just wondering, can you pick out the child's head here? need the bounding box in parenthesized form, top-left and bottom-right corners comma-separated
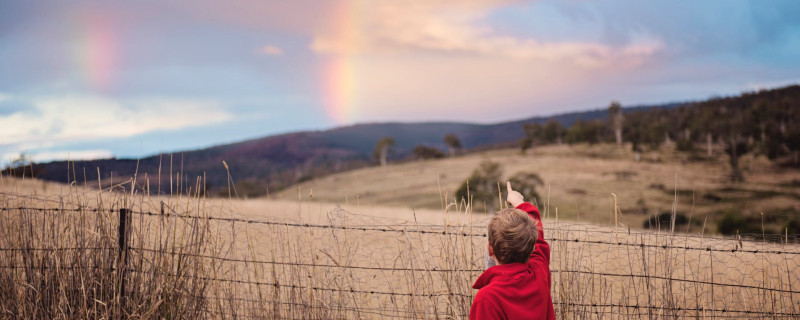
(487, 208, 538, 265)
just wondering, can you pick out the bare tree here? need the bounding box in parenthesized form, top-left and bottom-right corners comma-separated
(608, 101, 623, 146)
(373, 137, 395, 167)
(443, 133, 462, 157)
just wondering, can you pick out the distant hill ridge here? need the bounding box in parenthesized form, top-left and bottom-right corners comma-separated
(25, 102, 681, 196)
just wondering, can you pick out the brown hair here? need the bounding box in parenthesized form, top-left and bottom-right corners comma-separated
(488, 208, 538, 264)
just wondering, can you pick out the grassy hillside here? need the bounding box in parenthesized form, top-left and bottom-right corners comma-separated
(276, 143, 800, 234)
(12, 84, 799, 206)
(16, 104, 673, 197)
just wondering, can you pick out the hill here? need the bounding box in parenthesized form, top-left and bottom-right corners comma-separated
(17, 103, 677, 196)
(276, 143, 800, 234)
(14, 83, 800, 199)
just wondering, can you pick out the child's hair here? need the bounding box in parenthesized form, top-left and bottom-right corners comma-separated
(488, 208, 539, 264)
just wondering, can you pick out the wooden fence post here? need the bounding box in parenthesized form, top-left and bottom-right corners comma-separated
(118, 208, 130, 310)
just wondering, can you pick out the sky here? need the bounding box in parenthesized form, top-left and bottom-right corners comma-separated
(1, 0, 800, 165)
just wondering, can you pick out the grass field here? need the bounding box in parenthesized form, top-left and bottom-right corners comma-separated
(277, 143, 800, 235)
(2, 167, 799, 319)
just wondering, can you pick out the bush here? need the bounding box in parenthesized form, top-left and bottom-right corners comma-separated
(454, 162, 545, 212)
(455, 160, 503, 211)
(644, 212, 694, 230)
(676, 138, 695, 152)
(508, 172, 544, 205)
(717, 211, 761, 235)
(702, 192, 723, 202)
(413, 145, 445, 160)
(786, 219, 800, 235)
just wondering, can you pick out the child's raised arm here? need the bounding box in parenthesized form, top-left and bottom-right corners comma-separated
(507, 182, 550, 264)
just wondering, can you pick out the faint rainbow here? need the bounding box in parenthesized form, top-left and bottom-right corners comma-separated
(71, 10, 118, 92)
(322, 0, 362, 124)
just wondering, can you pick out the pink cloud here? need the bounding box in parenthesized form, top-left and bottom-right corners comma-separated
(310, 0, 663, 68)
(261, 45, 284, 55)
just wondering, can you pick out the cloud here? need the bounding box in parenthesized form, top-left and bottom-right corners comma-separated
(260, 45, 284, 55)
(0, 93, 10, 103)
(310, 0, 663, 67)
(3, 0, 798, 129)
(0, 95, 233, 150)
(1, 149, 114, 164)
(305, 1, 666, 122)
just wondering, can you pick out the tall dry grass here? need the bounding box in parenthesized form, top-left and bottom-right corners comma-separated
(1, 168, 799, 319)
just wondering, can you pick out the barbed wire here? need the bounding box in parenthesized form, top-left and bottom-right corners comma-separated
(550, 270, 800, 294)
(548, 237, 800, 255)
(125, 268, 474, 298)
(554, 302, 799, 317)
(0, 206, 106, 213)
(6, 198, 799, 240)
(0, 265, 114, 270)
(129, 247, 485, 272)
(1, 232, 798, 258)
(0, 246, 114, 252)
(5, 258, 795, 297)
(6, 206, 800, 251)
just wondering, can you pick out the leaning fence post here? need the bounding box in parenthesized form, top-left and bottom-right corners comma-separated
(118, 208, 130, 310)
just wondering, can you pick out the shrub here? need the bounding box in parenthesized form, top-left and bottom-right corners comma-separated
(413, 145, 445, 160)
(508, 172, 544, 205)
(644, 212, 692, 230)
(455, 160, 502, 211)
(717, 211, 761, 235)
(454, 162, 545, 212)
(786, 219, 800, 235)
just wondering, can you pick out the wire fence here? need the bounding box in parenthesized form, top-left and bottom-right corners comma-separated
(2, 191, 800, 319)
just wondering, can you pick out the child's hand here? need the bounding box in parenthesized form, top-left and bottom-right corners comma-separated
(506, 181, 524, 208)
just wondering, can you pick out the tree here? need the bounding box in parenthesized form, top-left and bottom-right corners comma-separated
(786, 127, 800, 165)
(755, 96, 800, 165)
(521, 123, 543, 153)
(443, 133, 462, 157)
(725, 136, 749, 182)
(623, 112, 650, 162)
(542, 120, 564, 144)
(608, 101, 623, 146)
(519, 136, 533, 154)
(413, 145, 445, 160)
(690, 103, 721, 157)
(1, 153, 39, 178)
(640, 111, 669, 150)
(373, 137, 395, 167)
(454, 160, 503, 211)
(9, 153, 28, 170)
(565, 119, 585, 145)
(718, 104, 755, 182)
(673, 107, 697, 153)
(507, 172, 544, 204)
(565, 119, 607, 145)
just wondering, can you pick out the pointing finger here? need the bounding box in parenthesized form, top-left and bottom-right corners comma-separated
(506, 181, 513, 192)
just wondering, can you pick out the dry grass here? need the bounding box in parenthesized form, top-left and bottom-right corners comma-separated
(1, 160, 799, 319)
(278, 143, 800, 232)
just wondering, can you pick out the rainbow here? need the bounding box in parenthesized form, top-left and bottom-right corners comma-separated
(321, 0, 363, 124)
(323, 55, 358, 124)
(71, 10, 118, 93)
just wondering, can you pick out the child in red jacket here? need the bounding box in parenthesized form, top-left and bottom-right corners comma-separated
(470, 182, 555, 320)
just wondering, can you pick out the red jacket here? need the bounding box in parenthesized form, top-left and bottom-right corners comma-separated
(470, 202, 555, 320)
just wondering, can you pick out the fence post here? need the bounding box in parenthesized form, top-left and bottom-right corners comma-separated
(118, 208, 130, 311)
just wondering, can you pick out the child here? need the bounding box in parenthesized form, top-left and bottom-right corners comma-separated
(470, 182, 555, 320)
